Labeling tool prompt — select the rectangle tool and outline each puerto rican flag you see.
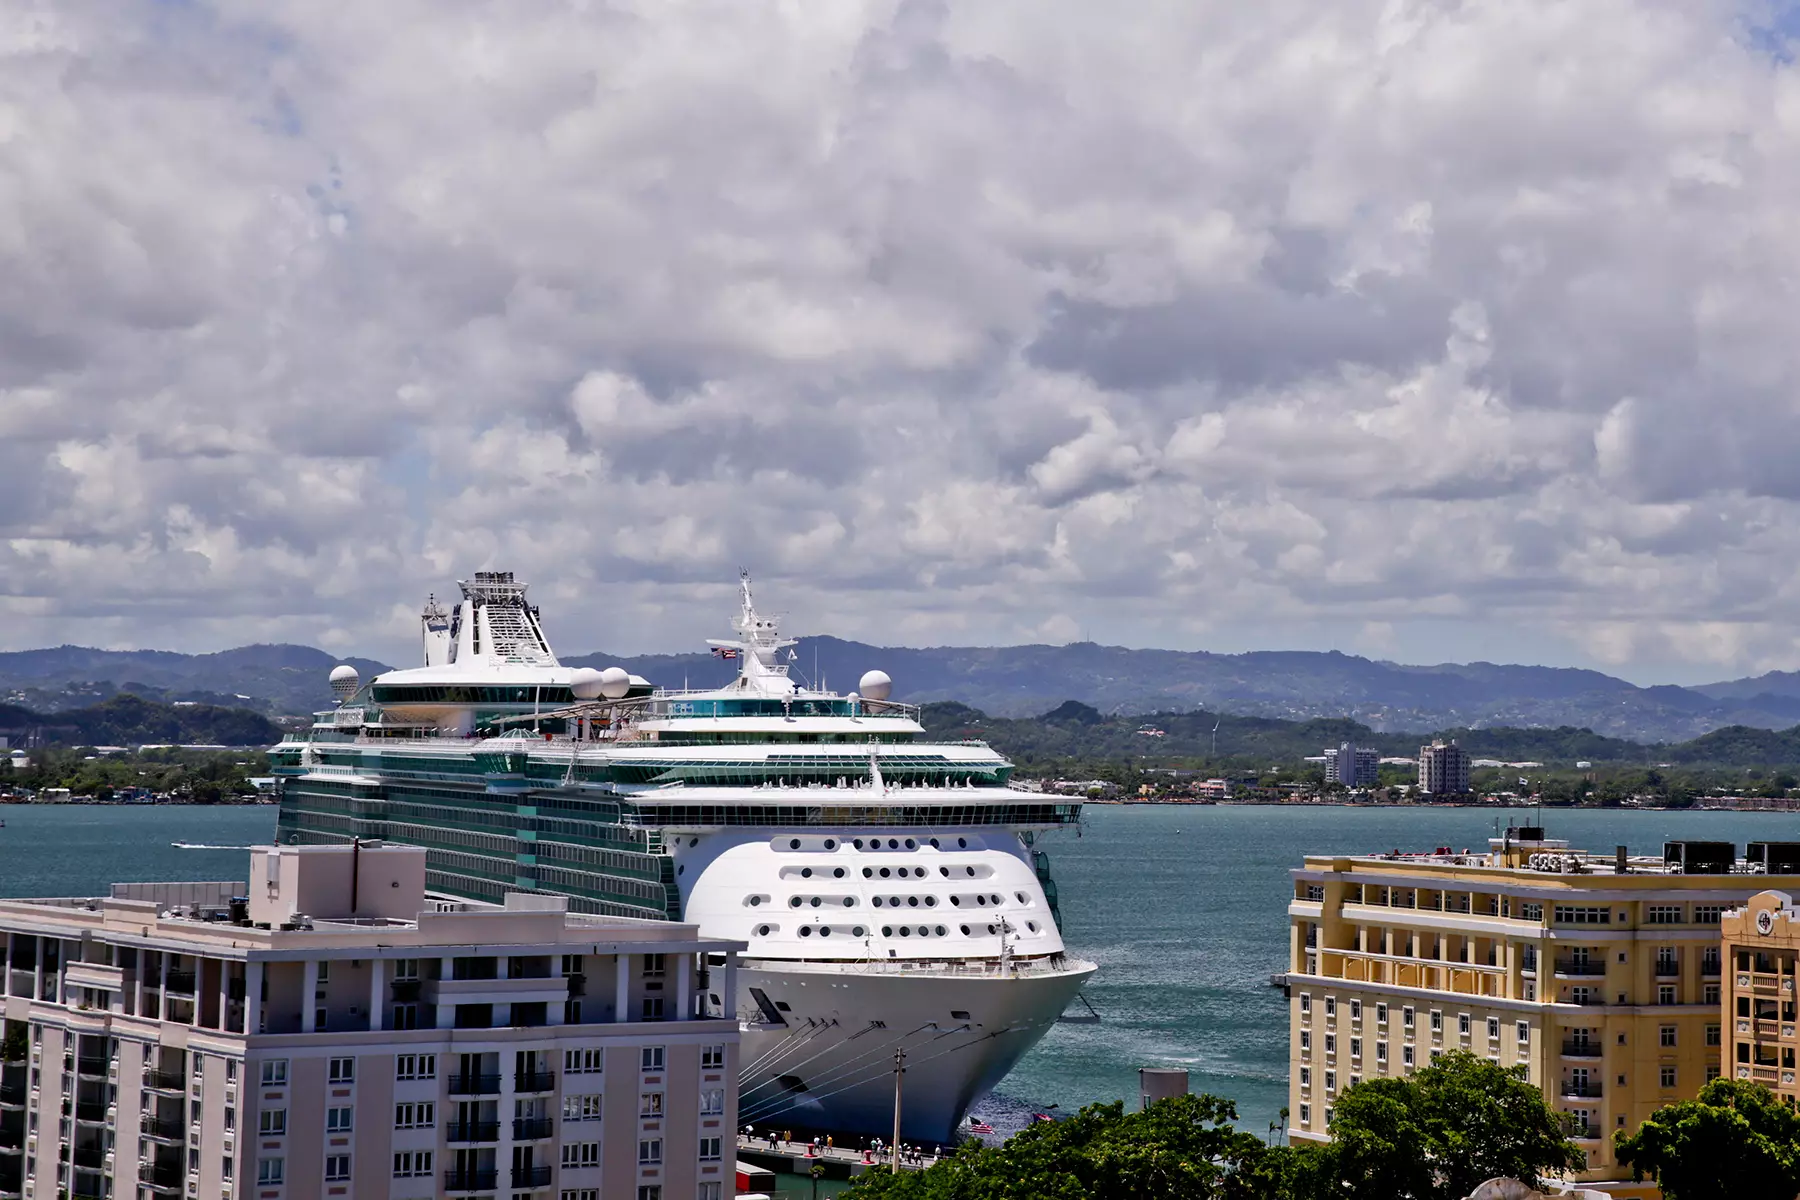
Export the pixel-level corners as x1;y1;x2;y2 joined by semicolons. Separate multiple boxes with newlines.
711;647;739;660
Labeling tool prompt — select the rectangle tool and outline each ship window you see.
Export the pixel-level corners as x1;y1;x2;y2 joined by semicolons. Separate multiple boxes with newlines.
799;927;813;937
958;838;967;848
872;898;883;908
748;897;762;907
881;926;893;937
690;837;698;847
915;868;928;878
905;839;916;849
854;839;864;850
908;897;919;907
810;897;822;907
834;868;846;879
863;868;873;878
819;927;831;937
936;926;946;936
960;925;970;935
853;927;865;936
925;897;937;907
1017;892;1028;903
824;839;836;850
888;839;899;849
790;839;802;850
899;927;911;937
879;868;891;878
789;898;802;908
842;898;855;907
1027;921;1039;932
965;867;976;877
951;897;961;907
801;868;812;878
757;926;771;936
930;838;940;848
940;868;950;877
987;924;998;934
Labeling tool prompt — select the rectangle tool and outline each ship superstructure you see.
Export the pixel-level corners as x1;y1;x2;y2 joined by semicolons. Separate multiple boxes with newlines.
274;571;1095;1139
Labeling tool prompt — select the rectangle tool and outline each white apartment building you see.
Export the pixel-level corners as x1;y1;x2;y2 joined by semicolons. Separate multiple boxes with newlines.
1418;739;1472;795
1324;743;1379;788
0;843;742;1200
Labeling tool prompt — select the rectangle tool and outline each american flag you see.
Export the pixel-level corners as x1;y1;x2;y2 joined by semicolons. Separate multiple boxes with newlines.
712;647;739;660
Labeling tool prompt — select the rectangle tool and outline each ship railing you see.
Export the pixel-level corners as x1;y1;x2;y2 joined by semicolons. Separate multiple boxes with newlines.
765;956;1084;979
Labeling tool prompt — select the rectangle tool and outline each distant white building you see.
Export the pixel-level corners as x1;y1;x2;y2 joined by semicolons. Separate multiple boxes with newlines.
1418;739;1472;795
1324;743;1379;788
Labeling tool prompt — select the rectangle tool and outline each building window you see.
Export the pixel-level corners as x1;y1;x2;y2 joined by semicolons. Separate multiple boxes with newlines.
1486;1018;1499;1040
395;1053;436;1080
260;1060;288;1086
639;1188;663;1200
393;1150;433;1178
1300;1031;1311;1053
1660;1025;1677;1048
642;997;666;1022
566;1048;604;1075
257;1157;284;1185
225;1060;237;1082
326;1106;352;1133
1553;905;1610;925
1704;984;1721;1005
699;1136;722;1161
394;1102;434;1129
562;1141;601;1168
324;1154;350;1182
1518;902;1543;921
563;1192;600;1200
259;1108;287;1136
1646;905;1683;925
702;1044;726;1070
1402;1045;1415;1066
1402;1006;1415;1029
1300;1068;1311;1087
639;1139;663;1165
563;1094;604;1121
641;1047;665;1073
1325;997;1337;1017
700;1089;724;1115
640;1092;664;1117
328;1057;354;1084
699;1184;723;1200
1695;905;1724;924
1325;1035;1336;1055
1376;1003;1388;1024
1516;1021;1530;1045
1458;1014;1471;1036
1349;1038;1361;1060
1349;1000;1362;1020
1299;993;1312;1014
1658;985;1676;1006
1660;1066;1677;1088
1707;1024;1722;1047
1325;1070;1336;1092
1430;1010;1443;1033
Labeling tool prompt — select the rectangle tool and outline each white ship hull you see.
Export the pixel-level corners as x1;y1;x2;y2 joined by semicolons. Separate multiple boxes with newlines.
732;956;1096;1143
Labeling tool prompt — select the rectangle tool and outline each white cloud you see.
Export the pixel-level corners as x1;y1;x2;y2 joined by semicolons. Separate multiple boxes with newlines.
3;0;1800;682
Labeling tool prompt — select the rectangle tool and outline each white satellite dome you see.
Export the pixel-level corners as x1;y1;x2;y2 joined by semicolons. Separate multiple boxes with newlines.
328;664;360;702
569;668;606;701
857;669;893;702
599;666;632;699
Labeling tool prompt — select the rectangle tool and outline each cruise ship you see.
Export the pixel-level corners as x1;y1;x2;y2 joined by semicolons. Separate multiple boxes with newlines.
272;570;1096;1140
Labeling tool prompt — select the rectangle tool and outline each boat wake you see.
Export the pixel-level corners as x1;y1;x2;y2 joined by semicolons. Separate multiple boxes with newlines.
171;842;256;850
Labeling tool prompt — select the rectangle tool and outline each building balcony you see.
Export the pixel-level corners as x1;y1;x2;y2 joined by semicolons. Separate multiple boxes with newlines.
141;1118;185;1142
73;1101;109;1123
1654;963;1681;979
444;1121;500;1144
446;1073;502;1096
1561;1081;1603;1099
444;1168;499;1193
512;1117;554;1141
1553;960;1606;978
163;971;195;994
565;972;586;997
75;1057;108;1078
143;1069;185;1092
391;978;423;1003
511;1164;553;1188
140;1163;184;1192
1560;1041;1603;1060
0;1122;22;1151
1702;961;1722;978
514;1070;556;1094
0;1083;23;1108
72;1144;105;1169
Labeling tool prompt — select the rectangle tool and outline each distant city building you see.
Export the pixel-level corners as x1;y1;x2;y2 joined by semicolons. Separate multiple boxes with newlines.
0;843;741;1200
1418;739;1472;795
1284;830;1772;1185
1324;743;1379;788
1196;779;1232;800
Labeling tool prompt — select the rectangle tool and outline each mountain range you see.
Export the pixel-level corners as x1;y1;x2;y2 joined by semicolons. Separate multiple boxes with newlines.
7;639;1800;744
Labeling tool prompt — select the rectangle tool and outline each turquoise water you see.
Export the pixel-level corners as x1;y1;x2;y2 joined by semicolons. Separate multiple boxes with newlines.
3;802;1794;1148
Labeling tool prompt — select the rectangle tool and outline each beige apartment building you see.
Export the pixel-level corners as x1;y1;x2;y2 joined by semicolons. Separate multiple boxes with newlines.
1721;884;1800;1103
0;842;741;1200
1284;830;1800;1194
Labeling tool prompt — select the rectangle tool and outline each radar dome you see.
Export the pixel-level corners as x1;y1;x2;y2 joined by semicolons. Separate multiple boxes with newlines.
569;668;606;701
599;666;632;699
328;664;360;702
858;670;893;702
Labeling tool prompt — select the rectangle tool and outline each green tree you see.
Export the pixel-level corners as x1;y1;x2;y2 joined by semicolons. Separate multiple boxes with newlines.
1298;1050;1585;1200
1614;1079;1800;1200
841;1095;1291;1200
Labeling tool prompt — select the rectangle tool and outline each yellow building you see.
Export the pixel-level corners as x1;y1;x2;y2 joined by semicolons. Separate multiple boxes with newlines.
1721;887;1800;1101
1284;829;1796;1192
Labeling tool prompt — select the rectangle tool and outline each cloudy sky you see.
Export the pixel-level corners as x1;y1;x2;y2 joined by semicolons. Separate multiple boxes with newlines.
6;0;1800;683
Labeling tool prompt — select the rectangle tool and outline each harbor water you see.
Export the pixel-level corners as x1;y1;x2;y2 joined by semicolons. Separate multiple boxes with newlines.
0;802;1791;1146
